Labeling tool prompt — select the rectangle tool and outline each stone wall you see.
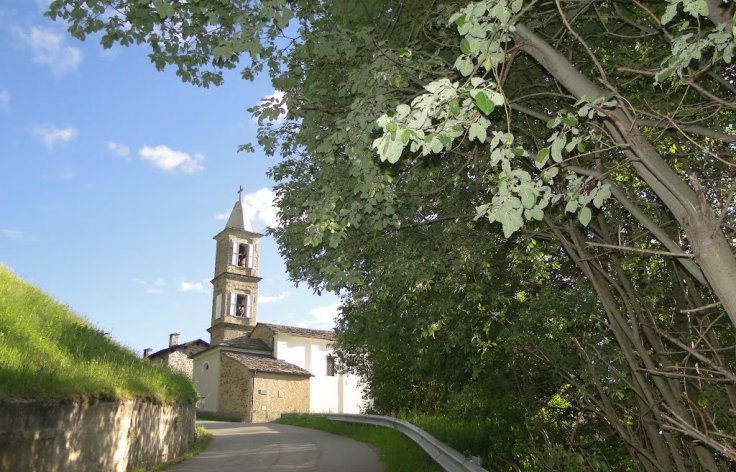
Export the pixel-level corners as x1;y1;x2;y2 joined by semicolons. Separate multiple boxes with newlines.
218;354;252;420
216;356;311;422
252;372;310;423
167;350;194;379
0;399;195;472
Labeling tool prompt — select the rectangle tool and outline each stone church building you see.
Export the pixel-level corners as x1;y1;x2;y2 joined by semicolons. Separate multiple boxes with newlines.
149;195;365;422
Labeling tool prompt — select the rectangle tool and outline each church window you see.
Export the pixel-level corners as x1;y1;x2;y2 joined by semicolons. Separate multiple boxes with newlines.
203;362;210;371
326;355;336;377
231;242;254;268
230;292;252;318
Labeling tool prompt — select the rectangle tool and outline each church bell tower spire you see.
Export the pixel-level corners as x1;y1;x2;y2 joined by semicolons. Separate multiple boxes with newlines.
208;187;263;345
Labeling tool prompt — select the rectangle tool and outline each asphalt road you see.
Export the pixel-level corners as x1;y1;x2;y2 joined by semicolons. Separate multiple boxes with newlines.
168;421;386;472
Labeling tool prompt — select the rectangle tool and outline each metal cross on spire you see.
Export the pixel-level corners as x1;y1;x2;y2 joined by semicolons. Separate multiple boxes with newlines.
237;185;244;201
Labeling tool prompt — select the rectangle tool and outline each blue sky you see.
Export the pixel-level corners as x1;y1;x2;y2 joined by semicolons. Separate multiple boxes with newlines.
0;0;340;355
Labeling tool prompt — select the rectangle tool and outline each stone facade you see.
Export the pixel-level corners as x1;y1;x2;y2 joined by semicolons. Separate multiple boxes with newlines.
147;339;209;380
0;399;195;472
214;353;311;422
217;354;252;420
251;372;310;423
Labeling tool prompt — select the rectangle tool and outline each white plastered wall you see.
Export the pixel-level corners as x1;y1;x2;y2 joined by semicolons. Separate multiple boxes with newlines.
191;349;221;413
273;335;365;413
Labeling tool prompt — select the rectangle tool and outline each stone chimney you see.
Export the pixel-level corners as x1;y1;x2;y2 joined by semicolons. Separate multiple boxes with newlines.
169;332;180;347
143;348;152;358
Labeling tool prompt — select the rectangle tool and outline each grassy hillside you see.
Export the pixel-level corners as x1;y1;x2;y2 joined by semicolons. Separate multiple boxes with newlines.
0;265;197;403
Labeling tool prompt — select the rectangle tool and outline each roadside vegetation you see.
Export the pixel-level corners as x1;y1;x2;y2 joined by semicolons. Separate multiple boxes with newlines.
277;414;442;472
0;265;196;402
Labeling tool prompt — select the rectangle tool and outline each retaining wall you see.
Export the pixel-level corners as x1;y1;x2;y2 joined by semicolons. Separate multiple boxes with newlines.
0;399;195;472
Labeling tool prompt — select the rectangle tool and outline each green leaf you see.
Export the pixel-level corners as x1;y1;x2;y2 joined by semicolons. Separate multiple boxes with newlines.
489;91;505;106
401;129;412;144
562;117;578;126
455;56;474;76
450;98;461;117
578;206;592;226
474;91;495;115
535;148;549;167
551;136;566;163
460;38;472;55
469;122;487;143
519;186;536;209
661;2;679;24
593;190;606;208
152;0;175;18
527;207;544;221
498;208;523;237
683;0;708;18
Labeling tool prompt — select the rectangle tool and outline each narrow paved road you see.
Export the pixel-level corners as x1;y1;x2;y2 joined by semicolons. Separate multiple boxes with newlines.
168;421;385;472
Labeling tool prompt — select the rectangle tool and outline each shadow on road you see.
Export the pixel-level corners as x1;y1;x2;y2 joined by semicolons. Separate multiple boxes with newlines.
168;421;384;472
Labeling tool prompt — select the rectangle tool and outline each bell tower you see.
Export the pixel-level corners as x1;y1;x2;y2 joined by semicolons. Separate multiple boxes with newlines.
208;188;263;345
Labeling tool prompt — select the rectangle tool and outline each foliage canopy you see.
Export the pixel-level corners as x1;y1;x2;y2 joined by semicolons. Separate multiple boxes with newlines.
48;0;736;468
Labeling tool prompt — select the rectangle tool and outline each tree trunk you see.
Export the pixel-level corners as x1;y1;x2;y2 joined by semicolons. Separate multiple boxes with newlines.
514;23;736;330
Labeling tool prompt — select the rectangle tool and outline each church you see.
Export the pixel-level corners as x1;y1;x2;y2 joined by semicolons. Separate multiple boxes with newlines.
151;194;365;422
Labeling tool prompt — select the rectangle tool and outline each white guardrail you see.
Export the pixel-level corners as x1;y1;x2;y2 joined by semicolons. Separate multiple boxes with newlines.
325;414;488;472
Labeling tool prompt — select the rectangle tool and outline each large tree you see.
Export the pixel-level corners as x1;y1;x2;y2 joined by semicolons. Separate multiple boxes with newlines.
49;0;736;468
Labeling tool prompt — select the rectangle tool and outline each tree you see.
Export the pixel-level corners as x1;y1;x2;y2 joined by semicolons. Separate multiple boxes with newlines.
49;0;736;468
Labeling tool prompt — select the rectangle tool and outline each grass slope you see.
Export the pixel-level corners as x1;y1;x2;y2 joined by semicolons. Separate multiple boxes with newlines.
0;265;196;403
276;414;442;472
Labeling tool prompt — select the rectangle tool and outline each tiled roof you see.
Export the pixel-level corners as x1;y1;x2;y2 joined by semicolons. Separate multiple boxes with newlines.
220;336;270;351
224;352;312;376
147;339;210;360
260;323;335;341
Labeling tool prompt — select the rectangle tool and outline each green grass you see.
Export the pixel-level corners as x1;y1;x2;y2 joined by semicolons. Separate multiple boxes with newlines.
276;414;442;472
132;426;213;471
400;412;497;463
0;265;197;403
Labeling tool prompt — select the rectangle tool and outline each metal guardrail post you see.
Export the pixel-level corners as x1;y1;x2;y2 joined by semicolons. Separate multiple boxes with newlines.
325;414;488;472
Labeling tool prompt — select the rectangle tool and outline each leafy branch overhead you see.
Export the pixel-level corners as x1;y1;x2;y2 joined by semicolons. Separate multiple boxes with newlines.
48;0;736;469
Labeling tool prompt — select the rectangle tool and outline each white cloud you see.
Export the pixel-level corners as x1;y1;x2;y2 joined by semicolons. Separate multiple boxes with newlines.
107;141;130;158
306;302;341;329
31;125;77;150
179;281;208;293
0;89;9;111
214;187;279;230
2;229;29;240
242;187;278;229
13;26;82;77
259;292;291;304
253;90;287;123
135;277;165;294
138;145;204;174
